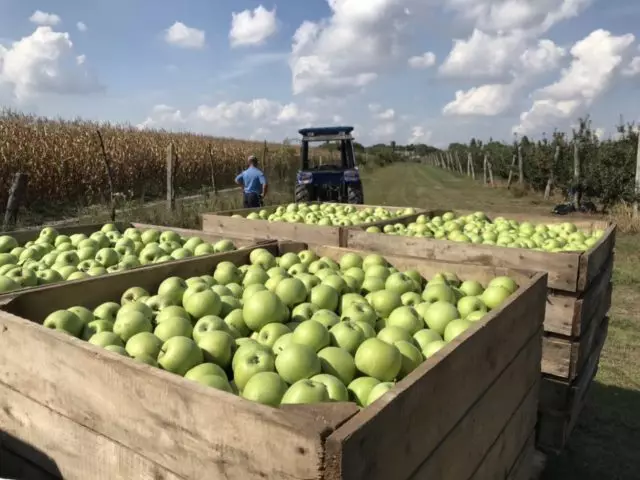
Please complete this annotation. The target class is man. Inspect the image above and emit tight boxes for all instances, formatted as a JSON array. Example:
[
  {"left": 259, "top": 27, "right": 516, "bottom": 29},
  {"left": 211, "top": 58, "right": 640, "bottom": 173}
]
[{"left": 235, "top": 155, "right": 268, "bottom": 208}]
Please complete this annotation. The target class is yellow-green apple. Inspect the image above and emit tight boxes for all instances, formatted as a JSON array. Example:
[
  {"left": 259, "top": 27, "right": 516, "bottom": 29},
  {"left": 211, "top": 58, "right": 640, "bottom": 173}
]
[
  {"left": 197, "top": 330, "right": 234, "bottom": 368},
  {"left": 257, "top": 323, "right": 291, "bottom": 348},
  {"left": 185, "top": 362, "right": 228, "bottom": 381},
  {"left": 89, "top": 331, "right": 125, "bottom": 348},
  {"left": 317, "top": 346, "right": 356, "bottom": 385},
  {"left": 444, "top": 318, "right": 473, "bottom": 342},
  {"left": 154, "top": 316, "right": 193, "bottom": 342},
  {"left": 113, "top": 310, "right": 152, "bottom": 342},
  {"left": 354, "top": 338, "right": 402, "bottom": 382},
  {"left": 120, "top": 286, "right": 150, "bottom": 305},
  {"left": 394, "top": 340, "right": 424, "bottom": 378},
  {"left": 241, "top": 371, "right": 288, "bottom": 406},
  {"left": 280, "top": 379, "right": 329, "bottom": 404},
  {"left": 368, "top": 290, "right": 402, "bottom": 319},
  {"left": 377, "top": 326, "right": 414, "bottom": 345},
  {"left": 347, "top": 376, "right": 380, "bottom": 406},
  {"left": 272, "top": 332, "right": 295, "bottom": 355},
  {"left": 423, "top": 301, "right": 459, "bottom": 335},
  {"left": 423, "top": 340, "right": 447, "bottom": 358},
  {"left": 481, "top": 286, "right": 511, "bottom": 310},
  {"left": 413, "top": 329, "right": 443, "bottom": 350},
  {"left": 158, "top": 336, "right": 203, "bottom": 375},
  {"left": 311, "top": 373, "right": 349, "bottom": 401},
  {"left": 233, "top": 348, "right": 276, "bottom": 391},
  {"left": 125, "top": 332, "right": 163, "bottom": 358},
  {"left": 81, "top": 319, "right": 113, "bottom": 340},
  {"left": 386, "top": 306, "right": 423, "bottom": 334},
  {"left": 225, "top": 309, "right": 251, "bottom": 337},
  {"left": 157, "top": 277, "right": 188, "bottom": 305},
  {"left": 292, "top": 320, "right": 330, "bottom": 352},
  {"left": 243, "top": 290, "right": 287, "bottom": 332},
  {"left": 43, "top": 310, "right": 84, "bottom": 336},
  {"left": 459, "top": 280, "right": 484, "bottom": 297},
  {"left": 275, "top": 343, "right": 321, "bottom": 384},
  {"left": 366, "top": 381, "right": 395, "bottom": 406},
  {"left": 329, "top": 321, "right": 365, "bottom": 355},
  {"left": 93, "top": 302, "right": 120, "bottom": 322},
  {"left": 183, "top": 290, "right": 222, "bottom": 319}
]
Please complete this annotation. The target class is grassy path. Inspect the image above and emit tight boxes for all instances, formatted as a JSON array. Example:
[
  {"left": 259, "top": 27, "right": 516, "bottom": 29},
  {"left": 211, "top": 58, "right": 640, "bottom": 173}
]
[{"left": 359, "top": 163, "right": 640, "bottom": 480}]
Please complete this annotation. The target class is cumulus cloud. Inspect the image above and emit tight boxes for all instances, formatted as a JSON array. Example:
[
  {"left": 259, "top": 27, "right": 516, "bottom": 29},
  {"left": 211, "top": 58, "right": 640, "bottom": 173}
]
[
  {"left": 289, "top": 0, "right": 430, "bottom": 97},
  {"left": 408, "top": 52, "right": 436, "bottom": 69},
  {"left": 408, "top": 126, "right": 432, "bottom": 144},
  {"left": 443, "top": 83, "right": 517, "bottom": 116},
  {"left": 514, "top": 29, "right": 635, "bottom": 134},
  {"left": 77, "top": 22, "right": 88, "bottom": 32},
  {"left": 230, "top": 6, "right": 278, "bottom": 47},
  {"left": 164, "top": 22, "right": 205, "bottom": 49},
  {"left": 29, "top": 10, "right": 61, "bottom": 26},
  {"left": 0, "top": 27, "right": 103, "bottom": 101}
]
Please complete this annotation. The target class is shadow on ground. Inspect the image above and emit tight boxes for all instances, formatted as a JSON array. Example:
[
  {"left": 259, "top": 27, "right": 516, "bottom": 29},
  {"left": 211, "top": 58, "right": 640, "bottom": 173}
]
[{"left": 543, "top": 381, "right": 640, "bottom": 480}]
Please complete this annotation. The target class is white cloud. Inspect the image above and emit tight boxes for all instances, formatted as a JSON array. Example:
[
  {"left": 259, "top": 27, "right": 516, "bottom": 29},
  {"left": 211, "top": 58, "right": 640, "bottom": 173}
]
[
  {"left": 443, "top": 83, "right": 517, "bottom": 116},
  {"left": 289, "top": 0, "right": 428, "bottom": 97},
  {"left": 515, "top": 29, "right": 635, "bottom": 134},
  {"left": 408, "top": 126, "right": 432, "bottom": 144},
  {"left": 137, "top": 104, "right": 187, "bottom": 130},
  {"left": 0, "top": 27, "right": 102, "bottom": 101},
  {"left": 164, "top": 22, "right": 205, "bottom": 49},
  {"left": 29, "top": 10, "right": 61, "bottom": 26},
  {"left": 519, "top": 39, "right": 566, "bottom": 75},
  {"left": 372, "top": 122, "right": 397, "bottom": 140},
  {"left": 408, "top": 52, "right": 436, "bottom": 69},
  {"left": 622, "top": 56, "right": 640, "bottom": 77},
  {"left": 376, "top": 108, "right": 396, "bottom": 121},
  {"left": 196, "top": 99, "right": 316, "bottom": 127},
  {"left": 230, "top": 6, "right": 278, "bottom": 47},
  {"left": 77, "top": 22, "right": 87, "bottom": 32}
]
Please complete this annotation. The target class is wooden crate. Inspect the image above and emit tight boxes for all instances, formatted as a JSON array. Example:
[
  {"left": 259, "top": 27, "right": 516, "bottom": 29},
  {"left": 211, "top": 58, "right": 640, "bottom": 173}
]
[
  {"left": 0, "top": 242, "right": 547, "bottom": 480},
  {"left": 537, "top": 315, "right": 609, "bottom": 454},
  {"left": 201, "top": 203, "right": 426, "bottom": 247},
  {"left": 0, "top": 222, "right": 272, "bottom": 302}
]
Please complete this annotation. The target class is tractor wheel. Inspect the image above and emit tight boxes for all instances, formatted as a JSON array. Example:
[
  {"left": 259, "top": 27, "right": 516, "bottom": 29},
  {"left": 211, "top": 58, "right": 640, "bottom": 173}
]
[
  {"left": 295, "top": 184, "right": 312, "bottom": 203},
  {"left": 347, "top": 183, "right": 364, "bottom": 205}
]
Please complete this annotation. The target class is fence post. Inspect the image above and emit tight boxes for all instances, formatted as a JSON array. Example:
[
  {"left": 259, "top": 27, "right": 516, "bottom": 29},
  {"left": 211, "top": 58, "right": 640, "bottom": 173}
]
[
  {"left": 3, "top": 173, "right": 28, "bottom": 230},
  {"left": 517, "top": 144, "right": 524, "bottom": 185},
  {"left": 545, "top": 145, "right": 559, "bottom": 200},
  {"left": 488, "top": 161, "right": 494, "bottom": 186},
  {"left": 635, "top": 133, "right": 640, "bottom": 217},
  {"left": 96, "top": 129, "right": 116, "bottom": 222},
  {"left": 469, "top": 153, "right": 476, "bottom": 180},
  {"left": 573, "top": 141, "right": 581, "bottom": 209},
  {"left": 455, "top": 152, "right": 463, "bottom": 174},
  {"left": 507, "top": 152, "right": 517, "bottom": 189},
  {"left": 483, "top": 154, "right": 488, "bottom": 185},
  {"left": 166, "top": 142, "right": 176, "bottom": 212}
]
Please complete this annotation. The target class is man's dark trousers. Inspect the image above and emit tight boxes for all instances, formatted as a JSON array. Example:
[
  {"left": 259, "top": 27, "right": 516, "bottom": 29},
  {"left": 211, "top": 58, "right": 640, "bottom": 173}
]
[{"left": 243, "top": 192, "right": 262, "bottom": 208}]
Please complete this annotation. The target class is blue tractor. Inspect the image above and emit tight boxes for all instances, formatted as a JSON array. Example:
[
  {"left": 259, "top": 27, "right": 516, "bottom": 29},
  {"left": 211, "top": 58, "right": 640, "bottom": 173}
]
[{"left": 295, "top": 126, "right": 364, "bottom": 204}]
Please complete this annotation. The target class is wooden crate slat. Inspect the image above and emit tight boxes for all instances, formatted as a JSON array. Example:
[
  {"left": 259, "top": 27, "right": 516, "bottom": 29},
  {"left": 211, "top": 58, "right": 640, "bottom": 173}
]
[
  {"left": 468, "top": 383, "right": 538, "bottom": 480},
  {"left": 0, "top": 385, "right": 181, "bottom": 480},
  {"left": 323, "top": 273, "right": 547, "bottom": 480},
  {"left": 408, "top": 335, "right": 541, "bottom": 480},
  {"left": 541, "top": 288, "right": 611, "bottom": 380}
]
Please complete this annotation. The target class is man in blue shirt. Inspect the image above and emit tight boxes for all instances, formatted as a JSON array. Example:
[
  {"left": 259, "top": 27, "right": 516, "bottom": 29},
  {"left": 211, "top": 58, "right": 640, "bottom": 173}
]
[{"left": 235, "top": 155, "right": 268, "bottom": 208}]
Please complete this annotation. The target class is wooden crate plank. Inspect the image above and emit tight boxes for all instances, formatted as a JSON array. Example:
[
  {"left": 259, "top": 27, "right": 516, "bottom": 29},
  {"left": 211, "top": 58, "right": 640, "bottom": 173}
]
[
  {"left": 0, "top": 312, "right": 342, "bottom": 480},
  {"left": 506, "top": 435, "right": 538, "bottom": 480},
  {"left": 323, "top": 273, "right": 548, "bottom": 480},
  {"left": 577, "top": 224, "right": 617, "bottom": 291},
  {"left": 540, "top": 316, "right": 609, "bottom": 412},
  {"left": 408, "top": 336, "right": 540, "bottom": 480},
  {"left": 537, "top": 317, "right": 609, "bottom": 453},
  {"left": 0, "top": 383, "right": 180, "bottom": 480},
  {"left": 541, "top": 286, "right": 611, "bottom": 379},
  {"left": 345, "top": 229, "right": 581, "bottom": 291},
  {"left": 468, "top": 384, "right": 538, "bottom": 480}
]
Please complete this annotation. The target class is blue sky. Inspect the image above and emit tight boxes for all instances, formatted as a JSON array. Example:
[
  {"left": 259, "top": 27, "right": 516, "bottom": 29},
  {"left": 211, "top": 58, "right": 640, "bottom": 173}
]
[{"left": 0, "top": 0, "right": 639, "bottom": 146}]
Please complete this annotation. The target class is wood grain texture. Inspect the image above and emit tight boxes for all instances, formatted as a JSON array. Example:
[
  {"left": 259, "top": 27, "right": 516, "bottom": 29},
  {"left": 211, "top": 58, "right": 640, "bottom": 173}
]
[
  {"left": 541, "top": 287, "right": 611, "bottom": 379},
  {"left": 0, "top": 383, "right": 181, "bottom": 480},
  {"left": 468, "top": 384, "right": 538, "bottom": 480},
  {"left": 506, "top": 435, "right": 538, "bottom": 480},
  {"left": 0, "top": 312, "right": 338, "bottom": 480},
  {"left": 408, "top": 336, "right": 540, "bottom": 480},
  {"left": 577, "top": 224, "right": 616, "bottom": 291},
  {"left": 323, "top": 274, "right": 547, "bottom": 480}
]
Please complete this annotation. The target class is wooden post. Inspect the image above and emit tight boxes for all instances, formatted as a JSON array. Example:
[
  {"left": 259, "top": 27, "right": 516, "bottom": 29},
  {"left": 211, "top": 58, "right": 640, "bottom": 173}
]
[
  {"left": 507, "top": 152, "right": 517, "bottom": 189},
  {"left": 446, "top": 152, "right": 453, "bottom": 171},
  {"left": 96, "top": 130, "right": 116, "bottom": 222},
  {"left": 208, "top": 145, "right": 219, "bottom": 196},
  {"left": 166, "top": 143, "right": 176, "bottom": 212},
  {"left": 483, "top": 155, "right": 488, "bottom": 185},
  {"left": 470, "top": 153, "right": 476, "bottom": 180},
  {"left": 573, "top": 141, "right": 581, "bottom": 208},
  {"left": 634, "top": 133, "right": 640, "bottom": 217},
  {"left": 545, "top": 145, "right": 559, "bottom": 200},
  {"left": 488, "top": 161, "right": 494, "bottom": 186},
  {"left": 517, "top": 144, "right": 524, "bottom": 185},
  {"left": 455, "top": 152, "right": 463, "bottom": 174},
  {"left": 466, "top": 153, "right": 472, "bottom": 177},
  {"left": 3, "top": 173, "right": 28, "bottom": 230}
]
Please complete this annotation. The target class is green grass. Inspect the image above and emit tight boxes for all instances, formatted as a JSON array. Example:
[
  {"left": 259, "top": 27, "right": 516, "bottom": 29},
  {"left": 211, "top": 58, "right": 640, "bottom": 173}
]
[{"left": 362, "top": 164, "right": 640, "bottom": 480}]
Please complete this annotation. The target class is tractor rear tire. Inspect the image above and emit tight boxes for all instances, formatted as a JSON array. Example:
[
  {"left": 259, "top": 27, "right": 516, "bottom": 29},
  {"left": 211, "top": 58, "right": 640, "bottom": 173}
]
[
  {"left": 295, "top": 184, "right": 312, "bottom": 203},
  {"left": 347, "top": 183, "right": 364, "bottom": 205}
]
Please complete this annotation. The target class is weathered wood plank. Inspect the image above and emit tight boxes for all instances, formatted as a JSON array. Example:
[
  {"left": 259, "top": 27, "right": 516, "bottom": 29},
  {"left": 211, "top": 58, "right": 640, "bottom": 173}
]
[
  {"left": 0, "top": 312, "right": 339, "bottom": 480},
  {"left": 408, "top": 335, "right": 540, "bottom": 479},
  {"left": 577, "top": 224, "right": 616, "bottom": 291},
  {"left": 323, "top": 273, "right": 547, "bottom": 480},
  {"left": 541, "top": 287, "right": 611, "bottom": 379},
  {"left": 468, "top": 383, "right": 538, "bottom": 480},
  {"left": 506, "top": 435, "right": 538, "bottom": 480},
  {"left": 0, "top": 383, "right": 182, "bottom": 480}
]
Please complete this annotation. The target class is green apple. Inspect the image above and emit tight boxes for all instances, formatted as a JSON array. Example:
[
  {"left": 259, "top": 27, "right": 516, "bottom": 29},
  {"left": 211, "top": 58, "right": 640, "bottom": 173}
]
[
  {"left": 257, "top": 323, "right": 291, "bottom": 348},
  {"left": 219, "top": 295, "right": 242, "bottom": 317},
  {"left": 157, "top": 277, "right": 188, "bottom": 305},
  {"left": 354, "top": 338, "right": 402, "bottom": 382},
  {"left": 104, "top": 345, "right": 129, "bottom": 356},
  {"left": 459, "top": 280, "right": 484, "bottom": 297},
  {"left": 233, "top": 348, "right": 276, "bottom": 391},
  {"left": 0, "top": 276, "right": 19, "bottom": 293},
  {"left": 113, "top": 311, "right": 152, "bottom": 342},
  {"left": 154, "top": 316, "right": 193, "bottom": 342},
  {"left": 185, "top": 362, "right": 228, "bottom": 381},
  {"left": 422, "top": 284, "right": 456, "bottom": 304},
  {"left": 243, "top": 290, "right": 287, "bottom": 332},
  {"left": 158, "top": 336, "right": 203, "bottom": 376},
  {"left": 183, "top": 290, "right": 222, "bottom": 319},
  {"left": 457, "top": 296, "right": 488, "bottom": 319},
  {"left": 81, "top": 319, "right": 113, "bottom": 340},
  {"left": 275, "top": 343, "right": 321, "bottom": 384},
  {"left": 385, "top": 272, "right": 419, "bottom": 295},
  {"left": 366, "top": 382, "right": 395, "bottom": 406},
  {"left": 347, "top": 376, "right": 380, "bottom": 406},
  {"left": 377, "top": 325, "right": 413, "bottom": 345},
  {"left": 481, "top": 286, "right": 512, "bottom": 310},
  {"left": 311, "top": 373, "right": 349, "bottom": 401},
  {"left": 192, "top": 315, "right": 229, "bottom": 342},
  {"left": 274, "top": 277, "right": 308, "bottom": 307},
  {"left": 241, "top": 371, "right": 288, "bottom": 406},
  {"left": 120, "top": 286, "right": 150, "bottom": 305},
  {"left": 394, "top": 340, "right": 424, "bottom": 378},
  {"left": 309, "top": 284, "right": 339, "bottom": 311},
  {"left": 317, "top": 346, "right": 356, "bottom": 385},
  {"left": 190, "top": 375, "right": 233, "bottom": 391},
  {"left": 89, "top": 331, "right": 125, "bottom": 348},
  {"left": 93, "top": 302, "right": 121, "bottom": 322},
  {"left": 95, "top": 248, "right": 120, "bottom": 268},
  {"left": 231, "top": 340, "right": 270, "bottom": 371},
  {"left": 118, "top": 302, "right": 154, "bottom": 322},
  {"left": 280, "top": 379, "right": 329, "bottom": 404},
  {"left": 386, "top": 306, "right": 423, "bottom": 335},
  {"left": 272, "top": 332, "right": 295, "bottom": 355},
  {"left": 413, "top": 329, "right": 443, "bottom": 350},
  {"left": 368, "top": 290, "right": 402, "bottom": 319},
  {"left": 43, "top": 310, "right": 84, "bottom": 337},
  {"left": 423, "top": 301, "right": 459, "bottom": 335},
  {"left": 133, "top": 354, "right": 158, "bottom": 367},
  {"left": 422, "top": 340, "right": 447, "bottom": 358},
  {"left": 225, "top": 309, "right": 251, "bottom": 338},
  {"left": 197, "top": 330, "right": 234, "bottom": 368},
  {"left": 291, "top": 303, "right": 320, "bottom": 323},
  {"left": 444, "top": 319, "right": 473, "bottom": 342},
  {"left": 488, "top": 276, "right": 518, "bottom": 294},
  {"left": 292, "top": 320, "right": 330, "bottom": 352},
  {"left": 329, "top": 321, "right": 365, "bottom": 355},
  {"left": 194, "top": 243, "right": 216, "bottom": 256},
  {"left": 0, "top": 235, "right": 18, "bottom": 254},
  {"left": 125, "top": 332, "right": 163, "bottom": 358}
]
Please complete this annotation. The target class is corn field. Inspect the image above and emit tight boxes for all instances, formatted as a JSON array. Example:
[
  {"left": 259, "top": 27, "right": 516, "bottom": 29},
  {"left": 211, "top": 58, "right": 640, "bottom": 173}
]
[{"left": 0, "top": 110, "right": 305, "bottom": 210}]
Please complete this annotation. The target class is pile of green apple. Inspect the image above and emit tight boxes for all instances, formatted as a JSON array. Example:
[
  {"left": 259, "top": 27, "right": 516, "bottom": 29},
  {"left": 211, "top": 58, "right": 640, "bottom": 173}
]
[
  {"left": 42, "top": 248, "right": 519, "bottom": 408},
  {"left": 234, "top": 202, "right": 417, "bottom": 227},
  {"left": 366, "top": 211, "right": 605, "bottom": 252},
  {"left": 0, "top": 225, "right": 237, "bottom": 294}
]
